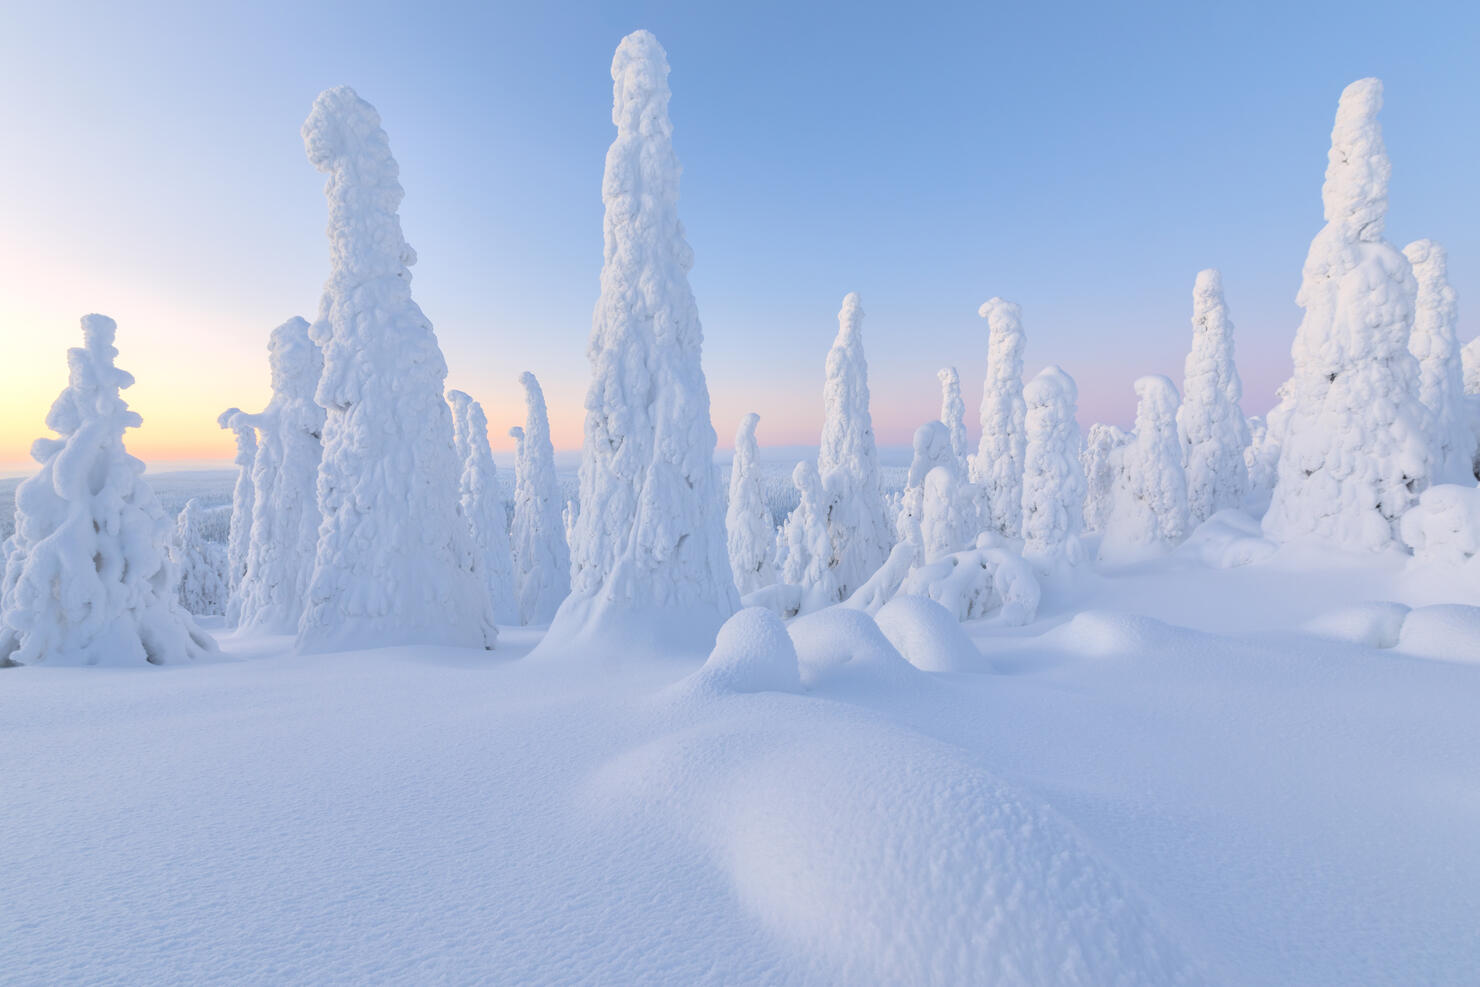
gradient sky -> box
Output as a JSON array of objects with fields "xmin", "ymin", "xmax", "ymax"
[{"xmin": 1, "ymin": 0, "xmax": 1477, "ymax": 471}]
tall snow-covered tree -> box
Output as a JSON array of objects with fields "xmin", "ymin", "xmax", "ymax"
[
  {"xmin": 726, "ymin": 413, "xmax": 778, "ymax": 596},
  {"xmin": 779, "ymin": 461, "xmax": 838, "ymax": 612},
  {"xmin": 232, "ymin": 316, "xmax": 324, "ymax": 634},
  {"xmin": 1101, "ymin": 375, "xmax": 1189, "ymax": 563},
  {"xmin": 938, "ymin": 366, "xmax": 968, "ymax": 468},
  {"xmin": 816, "ymin": 292, "xmax": 894, "ymax": 599},
  {"xmin": 1081, "ymin": 423, "xmax": 1130, "ymax": 533},
  {"xmin": 551, "ymin": 32, "xmax": 738, "ymax": 653},
  {"xmin": 0, "ymin": 315, "xmax": 216, "ymax": 665},
  {"xmin": 1021, "ymin": 365, "xmax": 1086, "ymax": 568},
  {"xmin": 510, "ymin": 372, "xmax": 570, "ymax": 625},
  {"xmin": 973, "ymin": 297, "xmax": 1027, "ymax": 538},
  {"xmin": 298, "ymin": 86, "xmax": 494, "ymax": 652},
  {"xmin": 1178, "ymin": 269, "xmax": 1251, "ymax": 522},
  {"xmin": 449, "ymin": 391, "xmax": 519, "ymax": 625},
  {"xmin": 216, "ymin": 407, "xmax": 256, "ymax": 600},
  {"xmin": 1404, "ymin": 239, "xmax": 1473, "ymax": 483},
  {"xmin": 172, "ymin": 498, "xmax": 229, "ymax": 617},
  {"xmin": 1264, "ymin": 78, "xmax": 1432, "ymax": 550}
]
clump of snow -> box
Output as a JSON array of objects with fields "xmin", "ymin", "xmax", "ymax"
[
  {"xmin": 0, "ymin": 315, "xmax": 216, "ymax": 665},
  {"xmin": 972, "ymin": 297, "xmax": 1027, "ymax": 538},
  {"xmin": 841, "ymin": 542, "xmax": 918, "ymax": 615},
  {"xmin": 550, "ymin": 30, "xmax": 738, "ymax": 656},
  {"xmin": 298, "ymin": 85, "xmax": 494, "ymax": 652},
  {"xmin": 510, "ymin": 372, "xmax": 571, "ymax": 626},
  {"xmin": 1394, "ymin": 604, "xmax": 1480, "ymax": 664},
  {"xmin": 1264, "ymin": 78, "xmax": 1432, "ymax": 551},
  {"xmin": 937, "ymin": 366, "xmax": 968, "ymax": 468},
  {"xmin": 1100, "ymin": 375, "xmax": 1189, "ymax": 563},
  {"xmin": 740, "ymin": 581, "xmax": 804, "ymax": 620},
  {"xmin": 1400, "ymin": 483, "xmax": 1480, "ymax": 566},
  {"xmin": 777, "ymin": 461, "xmax": 839, "ymax": 613},
  {"xmin": 215, "ymin": 407, "xmax": 256, "ymax": 602},
  {"xmin": 899, "ymin": 537, "xmax": 1040, "ymax": 625},
  {"xmin": 874, "ymin": 595, "xmax": 981, "ymax": 672},
  {"xmin": 449, "ymin": 391, "xmax": 519, "ymax": 625},
  {"xmin": 1081, "ymin": 422, "xmax": 1130, "ymax": 533},
  {"xmin": 786, "ymin": 606, "xmax": 920, "ymax": 690},
  {"xmin": 1178, "ymin": 269, "xmax": 1250, "ymax": 522},
  {"xmin": 1302, "ymin": 602, "xmax": 1410, "ymax": 649},
  {"xmin": 172, "ymin": 498, "xmax": 229, "ymax": 617},
  {"xmin": 726, "ymin": 414, "xmax": 778, "ymax": 596},
  {"xmin": 1021, "ymin": 365, "xmax": 1085, "ymax": 570},
  {"xmin": 1403, "ymin": 239, "xmax": 1474, "ymax": 484},
  {"xmin": 689, "ymin": 607, "xmax": 802, "ymax": 695}
]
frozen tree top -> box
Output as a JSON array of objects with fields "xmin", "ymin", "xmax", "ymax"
[{"xmin": 1323, "ymin": 78, "xmax": 1389, "ymax": 242}]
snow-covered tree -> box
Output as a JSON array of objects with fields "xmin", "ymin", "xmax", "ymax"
[
  {"xmin": 298, "ymin": 86, "xmax": 494, "ymax": 652},
  {"xmin": 549, "ymin": 32, "xmax": 739, "ymax": 653},
  {"xmin": 938, "ymin": 366, "xmax": 968, "ymax": 468},
  {"xmin": 216, "ymin": 407, "xmax": 256, "ymax": 599},
  {"xmin": 1404, "ymin": 239, "xmax": 1473, "ymax": 483},
  {"xmin": 510, "ymin": 372, "xmax": 570, "ymax": 625},
  {"xmin": 897, "ymin": 420, "xmax": 960, "ymax": 556},
  {"xmin": 920, "ymin": 467, "xmax": 978, "ymax": 565},
  {"xmin": 449, "ymin": 390, "xmax": 519, "ymax": 626},
  {"xmin": 0, "ymin": 315, "xmax": 216, "ymax": 665},
  {"xmin": 1081, "ymin": 423, "xmax": 1130, "ymax": 533},
  {"xmin": 1463, "ymin": 338, "xmax": 1480, "ymax": 396},
  {"xmin": 779, "ymin": 461, "xmax": 838, "ymax": 612},
  {"xmin": 1101, "ymin": 375, "xmax": 1189, "ymax": 563},
  {"xmin": 1021, "ymin": 365, "xmax": 1085, "ymax": 568},
  {"xmin": 172, "ymin": 498, "xmax": 229, "ymax": 617},
  {"xmin": 727, "ymin": 413, "xmax": 778, "ymax": 596},
  {"xmin": 972, "ymin": 297, "xmax": 1027, "ymax": 538},
  {"xmin": 817, "ymin": 292, "xmax": 894, "ymax": 598},
  {"xmin": 1178, "ymin": 269, "xmax": 1250, "ymax": 523},
  {"xmin": 1263, "ymin": 78, "xmax": 1432, "ymax": 550},
  {"xmin": 231, "ymin": 316, "xmax": 325, "ymax": 634}
]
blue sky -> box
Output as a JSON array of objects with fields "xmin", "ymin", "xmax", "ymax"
[{"xmin": 1, "ymin": 0, "xmax": 1476, "ymax": 464}]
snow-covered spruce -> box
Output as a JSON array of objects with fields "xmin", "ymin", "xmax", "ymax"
[
  {"xmin": 1021, "ymin": 365, "xmax": 1086, "ymax": 569},
  {"xmin": 1404, "ymin": 239, "xmax": 1474, "ymax": 484},
  {"xmin": 1263, "ymin": 78, "xmax": 1432, "ymax": 550},
  {"xmin": 172, "ymin": 498, "xmax": 229, "ymax": 617},
  {"xmin": 896, "ymin": 420, "xmax": 960, "ymax": 556},
  {"xmin": 216, "ymin": 407, "xmax": 256, "ymax": 602},
  {"xmin": 449, "ymin": 391, "xmax": 519, "ymax": 626},
  {"xmin": 778, "ymin": 461, "xmax": 839, "ymax": 613},
  {"xmin": 510, "ymin": 372, "xmax": 570, "ymax": 626},
  {"xmin": 230, "ymin": 316, "xmax": 324, "ymax": 635},
  {"xmin": 1081, "ymin": 423, "xmax": 1130, "ymax": 533},
  {"xmin": 817, "ymin": 292, "xmax": 894, "ymax": 599},
  {"xmin": 726, "ymin": 413, "xmax": 778, "ymax": 596},
  {"xmin": 1101, "ymin": 375, "xmax": 1189, "ymax": 563},
  {"xmin": 920, "ymin": 466, "xmax": 979, "ymax": 564},
  {"xmin": 938, "ymin": 366, "xmax": 969, "ymax": 469},
  {"xmin": 972, "ymin": 297, "xmax": 1028, "ymax": 538},
  {"xmin": 298, "ymin": 86, "xmax": 494, "ymax": 651},
  {"xmin": 1177, "ymin": 269, "xmax": 1250, "ymax": 523},
  {"xmin": 0, "ymin": 315, "xmax": 216, "ymax": 665},
  {"xmin": 1463, "ymin": 338, "xmax": 1480, "ymax": 396},
  {"xmin": 549, "ymin": 31, "xmax": 738, "ymax": 654}
]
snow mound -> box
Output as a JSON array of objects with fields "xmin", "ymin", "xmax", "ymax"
[
  {"xmin": 1179, "ymin": 509, "xmax": 1277, "ymax": 568},
  {"xmin": 690, "ymin": 607, "xmax": 802, "ymax": 695},
  {"xmin": 787, "ymin": 607, "xmax": 921, "ymax": 690},
  {"xmin": 1049, "ymin": 610, "xmax": 1175, "ymax": 657},
  {"xmin": 874, "ymin": 595, "xmax": 981, "ymax": 672},
  {"xmin": 1395, "ymin": 605, "xmax": 1480, "ymax": 664},
  {"xmin": 1302, "ymin": 602, "xmax": 1410, "ymax": 649},
  {"xmin": 740, "ymin": 582, "xmax": 803, "ymax": 619}
]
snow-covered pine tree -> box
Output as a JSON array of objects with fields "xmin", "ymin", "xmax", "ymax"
[
  {"xmin": 938, "ymin": 366, "xmax": 969, "ymax": 469},
  {"xmin": 1403, "ymin": 239, "xmax": 1474, "ymax": 484},
  {"xmin": 216, "ymin": 407, "xmax": 256, "ymax": 601},
  {"xmin": 1021, "ymin": 365, "xmax": 1086, "ymax": 568},
  {"xmin": 0, "ymin": 315, "xmax": 216, "ymax": 665},
  {"xmin": 172, "ymin": 498, "xmax": 229, "ymax": 617},
  {"xmin": 1178, "ymin": 268, "xmax": 1251, "ymax": 523},
  {"xmin": 298, "ymin": 86, "xmax": 494, "ymax": 651},
  {"xmin": 727, "ymin": 413, "xmax": 778, "ymax": 596},
  {"xmin": 1081, "ymin": 423, "xmax": 1131, "ymax": 533},
  {"xmin": 779, "ymin": 460, "xmax": 838, "ymax": 612},
  {"xmin": 510, "ymin": 372, "xmax": 571, "ymax": 626},
  {"xmin": 1101, "ymin": 375, "xmax": 1190, "ymax": 563},
  {"xmin": 896, "ymin": 420, "xmax": 959, "ymax": 559},
  {"xmin": 1263, "ymin": 79, "xmax": 1432, "ymax": 550},
  {"xmin": 973, "ymin": 297, "xmax": 1028, "ymax": 538},
  {"xmin": 449, "ymin": 390, "xmax": 519, "ymax": 625}
]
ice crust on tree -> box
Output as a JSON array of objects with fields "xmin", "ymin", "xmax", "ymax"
[
  {"xmin": 1263, "ymin": 78, "xmax": 1432, "ymax": 551},
  {"xmin": 817, "ymin": 292, "xmax": 894, "ymax": 598},
  {"xmin": 1081, "ymin": 423, "xmax": 1130, "ymax": 533},
  {"xmin": 726, "ymin": 413, "xmax": 778, "ymax": 596},
  {"xmin": 172, "ymin": 499, "xmax": 228, "ymax": 617},
  {"xmin": 449, "ymin": 391, "xmax": 519, "ymax": 626},
  {"xmin": 548, "ymin": 31, "xmax": 739, "ymax": 654},
  {"xmin": 972, "ymin": 298, "xmax": 1027, "ymax": 538},
  {"xmin": 937, "ymin": 366, "xmax": 968, "ymax": 468},
  {"xmin": 216, "ymin": 407, "xmax": 256, "ymax": 605},
  {"xmin": 510, "ymin": 372, "xmax": 570, "ymax": 626},
  {"xmin": 778, "ymin": 461, "xmax": 840, "ymax": 614},
  {"xmin": 0, "ymin": 315, "xmax": 216, "ymax": 666},
  {"xmin": 297, "ymin": 85, "xmax": 494, "ymax": 652},
  {"xmin": 1177, "ymin": 269, "xmax": 1250, "ymax": 523},
  {"xmin": 231, "ymin": 317, "xmax": 325, "ymax": 634},
  {"xmin": 1021, "ymin": 365, "xmax": 1086, "ymax": 569},
  {"xmin": 1403, "ymin": 240, "xmax": 1474, "ymax": 484},
  {"xmin": 1101, "ymin": 376, "xmax": 1189, "ymax": 563}
]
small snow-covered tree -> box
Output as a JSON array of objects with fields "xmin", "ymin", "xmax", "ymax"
[
  {"xmin": 972, "ymin": 297, "xmax": 1028, "ymax": 538},
  {"xmin": 818, "ymin": 292, "xmax": 894, "ymax": 598},
  {"xmin": 1178, "ymin": 269, "xmax": 1251, "ymax": 522},
  {"xmin": 1081, "ymin": 423, "xmax": 1130, "ymax": 533},
  {"xmin": 1264, "ymin": 78, "xmax": 1432, "ymax": 550},
  {"xmin": 920, "ymin": 467, "xmax": 978, "ymax": 564},
  {"xmin": 1404, "ymin": 239, "xmax": 1474, "ymax": 483},
  {"xmin": 938, "ymin": 366, "xmax": 968, "ymax": 469},
  {"xmin": 0, "ymin": 315, "xmax": 216, "ymax": 665},
  {"xmin": 727, "ymin": 413, "xmax": 778, "ymax": 596},
  {"xmin": 216, "ymin": 407, "xmax": 256, "ymax": 598},
  {"xmin": 172, "ymin": 498, "xmax": 229, "ymax": 617},
  {"xmin": 449, "ymin": 391, "xmax": 519, "ymax": 625},
  {"xmin": 779, "ymin": 461, "xmax": 838, "ymax": 611},
  {"xmin": 1101, "ymin": 375, "xmax": 1189, "ymax": 562},
  {"xmin": 510, "ymin": 372, "xmax": 570, "ymax": 625},
  {"xmin": 298, "ymin": 86, "xmax": 494, "ymax": 651},
  {"xmin": 897, "ymin": 420, "xmax": 960, "ymax": 556},
  {"xmin": 1021, "ymin": 365, "xmax": 1086, "ymax": 568}
]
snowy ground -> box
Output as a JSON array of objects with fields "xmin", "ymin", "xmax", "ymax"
[{"xmin": 5, "ymin": 474, "xmax": 1480, "ymax": 984}]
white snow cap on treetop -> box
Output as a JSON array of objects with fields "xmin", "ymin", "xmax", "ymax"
[{"xmin": 1323, "ymin": 78, "xmax": 1388, "ymax": 242}]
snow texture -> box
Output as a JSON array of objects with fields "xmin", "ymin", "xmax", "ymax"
[
  {"xmin": 1403, "ymin": 239, "xmax": 1474, "ymax": 484},
  {"xmin": 1177, "ymin": 269, "xmax": 1250, "ymax": 522},
  {"xmin": 726, "ymin": 413, "xmax": 778, "ymax": 596},
  {"xmin": 298, "ymin": 85, "xmax": 494, "ymax": 652},
  {"xmin": 1101, "ymin": 375, "xmax": 1190, "ymax": 563},
  {"xmin": 0, "ymin": 315, "xmax": 216, "ymax": 665},
  {"xmin": 1400, "ymin": 483, "xmax": 1480, "ymax": 567},
  {"xmin": 1264, "ymin": 78, "xmax": 1432, "ymax": 551},
  {"xmin": 1021, "ymin": 365, "xmax": 1086, "ymax": 569},
  {"xmin": 548, "ymin": 31, "xmax": 738, "ymax": 656},
  {"xmin": 510, "ymin": 372, "xmax": 571, "ymax": 626},
  {"xmin": 937, "ymin": 365, "xmax": 968, "ymax": 468},
  {"xmin": 215, "ymin": 406, "xmax": 256, "ymax": 602},
  {"xmin": 1082, "ymin": 422, "xmax": 1131, "ymax": 533},
  {"xmin": 972, "ymin": 297, "xmax": 1027, "ymax": 538},
  {"xmin": 171, "ymin": 498, "xmax": 228, "ymax": 616},
  {"xmin": 449, "ymin": 391, "xmax": 519, "ymax": 626}
]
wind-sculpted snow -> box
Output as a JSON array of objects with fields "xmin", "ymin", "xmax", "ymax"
[
  {"xmin": 510, "ymin": 372, "xmax": 570, "ymax": 625},
  {"xmin": 298, "ymin": 86, "xmax": 494, "ymax": 652},
  {"xmin": 449, "ymin": 391, "xmax": 518, "ymax": 625},
  {"xmin": 1178, "ymin": 270, "xmax": 1250, "ymax": 522},
  {"xmin": 1022, "ymin": 365, "xmax": 1086, "ymax": 569},
  {"xmin": 1403, "ymin": 240, "xmax": 1473, "ymax": 484},
  {"xmin": 725, "ymin": 413, "xmax": 778, "ymax": 596},
  {"xmin": 938, "ymin": 365, "xmax": 968, "ymax": 468},
  {"xmin": 215, "ymin": 407, "xmax": 256, "ymax": 605},
  {"xmin": 973, "ymin": 297, "xmax": 1028, "ymax": 538},
  {"xmin": 1102, "ymin": 376, "xmax": 1190, "ymax": 563}
]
